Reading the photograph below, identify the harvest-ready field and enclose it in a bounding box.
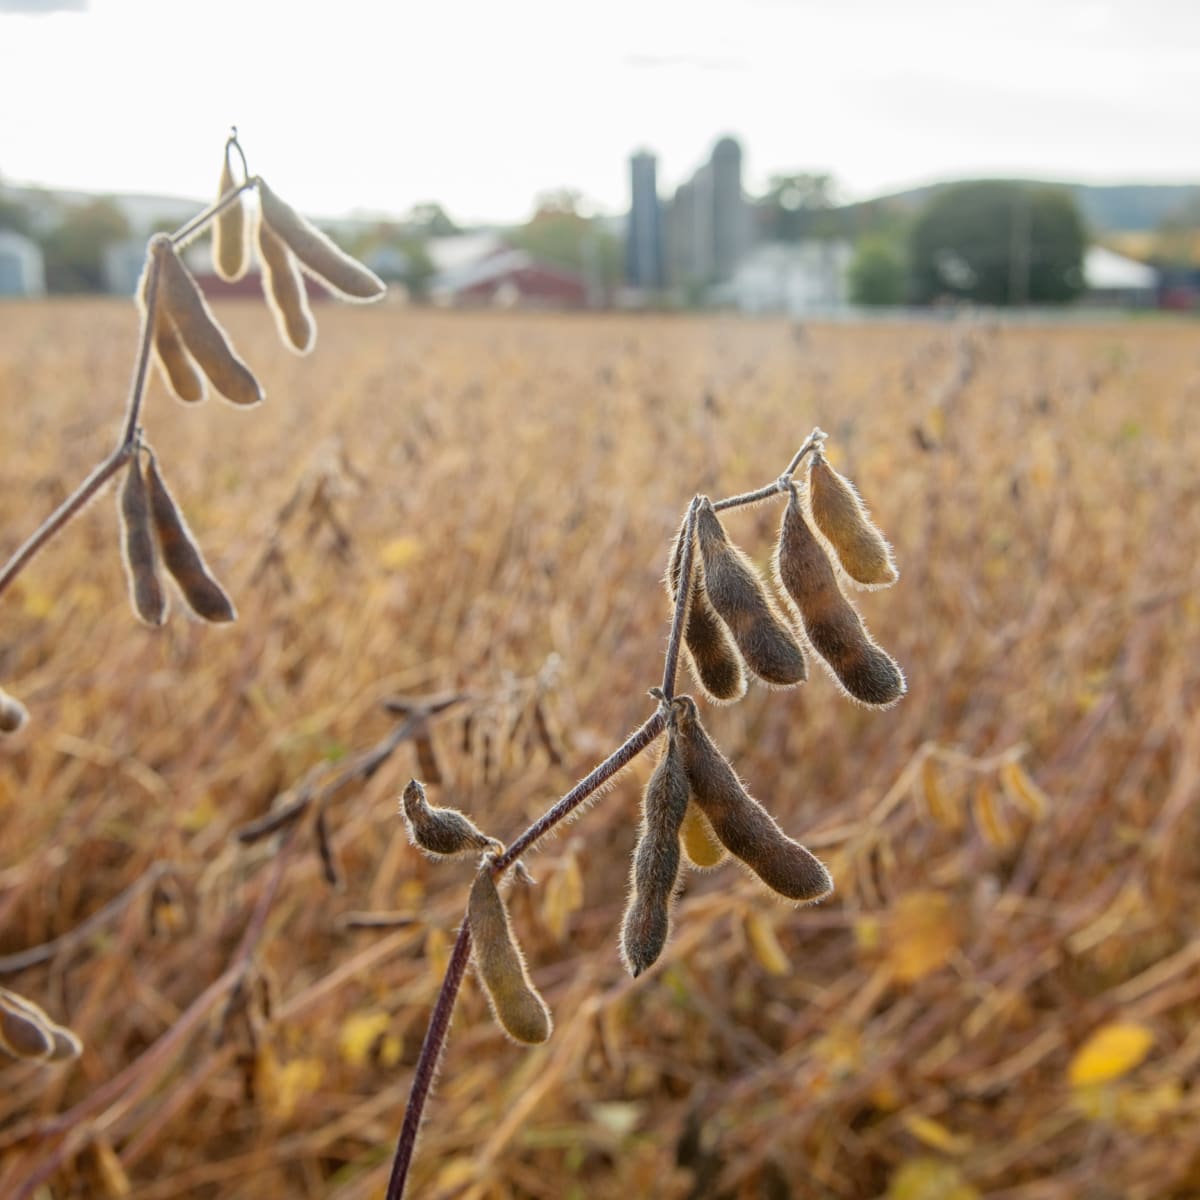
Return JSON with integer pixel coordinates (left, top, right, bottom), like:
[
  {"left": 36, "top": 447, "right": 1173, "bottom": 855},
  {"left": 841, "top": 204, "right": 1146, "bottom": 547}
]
[{"left": 1, "top": 301, "right": 1198, "bottom": 1199}]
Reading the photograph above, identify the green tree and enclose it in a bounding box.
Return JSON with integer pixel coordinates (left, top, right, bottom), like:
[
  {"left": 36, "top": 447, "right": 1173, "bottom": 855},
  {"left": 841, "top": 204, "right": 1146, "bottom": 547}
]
[
  {"left": 506, "top": 194, "right": 621, "bottom": 291},
  {"left": 849, "top": 235, "right": 907, "bottom": 306},
  {"left": 0, "top": 190, "right": 33, "bottom": 237},
  {"left": 910, "top": 181, "right": 1085, "bottom": 305},
  {"left": 41, "top": 198, "right": 130, "bottom": 293}
]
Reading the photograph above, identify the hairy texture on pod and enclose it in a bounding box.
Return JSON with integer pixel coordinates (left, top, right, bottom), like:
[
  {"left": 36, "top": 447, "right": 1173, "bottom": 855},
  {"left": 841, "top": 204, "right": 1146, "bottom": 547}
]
[
  {"left": 213, "top": 148, "right": 247, "bottom": 282},
  {"left": 257, "top": 180, "right": 386, "bottom": 302},
  {"left": 621, "top": 732, "right": 690, "bottom": 976},
  {"left": 144, "top": 457, "right": 236, "bottom": 623},
  {"left": 666, "top": 513, "right": 747, "bottom": 704},
  {"left": 119, "top": 459, "right": 167, "bottom": 627},
  {"left": 671, "top": 696, "right": 832, "bottom": 903},
  {"left": 0, "top": 686, "right": 28, "bottom": 734},
  {"left": 809, "top": 453, "right": 898, "bottom": 588},
  {"left": 695, "top": 500, "right": 807, "bottom": 687},
  {"left": 774, "top": 490, "right": 905, "bottom": 708},
  {"left": 400, "top": 779, "right": 498, "bottom": 857},
  {"left": 468, "top": 869, "right": 552, "bottom": 1044},
  {"left": 257, "top": 216, "right": 315, "bottom": 353},
  {"left": 153, "top": 236, "right": 263, "bottom": 407},
  {"left": 679, "top": 800, "right": 726, "bottom": 868}
]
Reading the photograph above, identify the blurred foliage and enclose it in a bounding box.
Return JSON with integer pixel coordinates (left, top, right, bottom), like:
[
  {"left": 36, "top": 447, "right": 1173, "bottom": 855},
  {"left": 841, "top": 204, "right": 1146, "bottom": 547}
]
[
  {"left": 40, "top": 197, "right": 129, "bottom": 293},
  {"left": 506, "top": 191, "right": 622, "bottom": 289},
  {"left": 910, "top": 181, "right": 1086, "bottom": 305},
  {"left": 850, "top": 234, "right": 908, "bottom": 305}
]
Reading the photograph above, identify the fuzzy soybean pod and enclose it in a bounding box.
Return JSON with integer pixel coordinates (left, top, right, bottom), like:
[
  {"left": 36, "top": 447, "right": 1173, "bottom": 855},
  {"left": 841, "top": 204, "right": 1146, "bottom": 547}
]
[
  {"left": 666, "top": 513, "right": 747, "bottom": 704},
  {"left": 400, "top": 779, "right": 499, "bottom": 858},
  {"left": 0, "top": 686, "right": 28, "bottom": 734},
  {"left": 809, "top": 453, "right": 898, "bottom": 588},
  {"left": 257, "top": 180, "right": 385, "bottom": 302},
  {"left": 620, "top": 730, "right": 690, "bottom": 976},
  {"left": 671, "top": 696, "right": 832, "bottom": 903},
  {"left": 679, "top": 801, "right": 725, "bottom": 868},
  {"left": 257, "top": 216, "right": 316, "bottom": 354},
  {"left": 213, "top": 146, "right": 248, "bottom": 282},
  {"left": 694, "top": 500, "right": 807, "bottom": 688},
  {"left": 468, "top": 868, "right": 552, "bottom": 1044},
  {"left": 152, "top": 306, "right": 206, "bottom": 403},
  {"left": 774, "top": 489, "right": 905, "bottom": 708},
  {"left": 0, "top": 989, "right": 81, "bottom": 1061},
  {"left": 153, "top": 236, "right": 263, "bottom": 407},
  {"left": 119, "top": 458, "right": 167, "bottom": 627},
  {"left": 144, "top": 457, "right": 236, "bottom": 623}
]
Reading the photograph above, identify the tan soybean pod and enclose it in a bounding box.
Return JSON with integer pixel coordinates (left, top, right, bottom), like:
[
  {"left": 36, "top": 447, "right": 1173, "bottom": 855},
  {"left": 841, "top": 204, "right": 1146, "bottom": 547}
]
[
  {"left": 257, "top": 180, "right": 386, "bottom": 302},
  {"left": 0, "top": 989, "right": 80, "bottom": 1061},
  {"left": 666, "top": 512, "right": 747, "bottom": 704},
  {"left": 695, "top": 500, "right": 807, "bottom": 688},
  {"left": 119, "top": 458, "right": 167, "bottom": 627},
  {"left": 774, "top": 489, "right": 905, "bottom": 708},
  {"left": 809, "top": 453, "right": 898, "bottom": 588},
  {"left": 672, "top": 696, "right": 832, "bottom": 903},
  {"left": 257, "top": 216, "right": 315, "bottom": 354},
  {"left": 144, "top": 457, "right": 236, "bottom": 623},
  {"left": 153, "top": 236, "right": 263, "bottom": 407},
  {"left": 400, "top": 779, "right": 499, "bottom": 858},
  {"left": 153, "top": 306, "right": 206, "bottom": 403},
  {"left": 679, "top": 801, "right": 726, "bottom": 868},
  {"left": 920, "top": 757, "right": 963, "bottom": 831},
  {"left": 999, "top": 761, "right": 1050, "bottom": 821},
  {"left": 213, "top": 146, "right": 248, "bottom": 282},
  {"left": 973, "top": 777, "right": 1018, "bottom": 850},
  {"left": 468, "top": 869, "right": 552, "bottom": 1044},
  {"left": 620, "top": 729, "right": 690, "bottom": 976},
  {"left": 0, "top": 686, "right": 28, "bottom": 734}
]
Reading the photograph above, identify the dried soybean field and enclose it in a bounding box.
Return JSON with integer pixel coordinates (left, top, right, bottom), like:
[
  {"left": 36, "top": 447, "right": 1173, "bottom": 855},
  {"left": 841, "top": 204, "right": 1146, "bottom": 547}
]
[{"left": 1, "top": 301, "right": 1199, "bottom": 1199}]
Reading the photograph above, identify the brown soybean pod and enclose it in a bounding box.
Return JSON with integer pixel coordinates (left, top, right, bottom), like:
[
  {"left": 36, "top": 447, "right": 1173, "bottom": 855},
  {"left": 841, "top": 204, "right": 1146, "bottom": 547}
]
[
  {"left": 400, "top": 779, "right": 497, "bottom": 857},
  {"left": 257, "top": 216, "right": 315, "bottom": 354},
  {"left": 0, "top": 686, "right": 28, "bottom": 734},
  {"left": 672, "top": 696, "right": 832, "bottom": 903},
  {"left": 666, "top": 513, "right": 747, "bottom": 704},
  {"left": 144, "top": 457, "right": 236, "bottom": 623},
  {"left": 154, "top": 237, "right": 263, "bottom": 407},
  {"left": 809, "top": 453, "right": 898, "bottom": 588},
  {"left": 695, "top": 500, "right": 807, "bottom": 688},
  {"left": 468, "top": 869, "right": 552, "bottom": 1044},
  {"left": 213, "top": 147, "right": 248, "bottom": 283},
  {"left": 620, "top": 730, "right": 690, "bottom": 976},
  {"left": 774, "top": 489, "right": 904, "bottom": 708},
  {"left": 153, "top": 306, "right": 206, "bottom": 403},
  {"left": 0, "top": 997, "right": 52, "bottom": 1060},
  {"left": 257, "top": 180, "right": 386, "bottom": 302},
  {"left": 119, "top": 458, "right": 167, "bottom": 627}
]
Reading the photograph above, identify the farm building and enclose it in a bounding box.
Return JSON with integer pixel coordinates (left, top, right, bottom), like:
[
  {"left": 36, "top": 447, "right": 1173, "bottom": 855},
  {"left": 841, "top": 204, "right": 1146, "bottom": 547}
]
[
  {"left": 428, "top": 238, "right": 588, "bottom": 309},
  {"left": 1082, "top": 245, "right": 1157, "bottom": 308},
  {"left": 727, "top": 240, "right": 853, "bottom": 315},
  {"left": 0, "top": 230, "right": 46, "bottom": 297}
]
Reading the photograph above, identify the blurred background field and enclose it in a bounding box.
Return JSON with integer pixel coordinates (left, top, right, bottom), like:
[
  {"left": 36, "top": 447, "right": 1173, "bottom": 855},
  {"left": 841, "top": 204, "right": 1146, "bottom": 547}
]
[{"left": 1, "top": 300, "right": 1199, "bottom": 1198}]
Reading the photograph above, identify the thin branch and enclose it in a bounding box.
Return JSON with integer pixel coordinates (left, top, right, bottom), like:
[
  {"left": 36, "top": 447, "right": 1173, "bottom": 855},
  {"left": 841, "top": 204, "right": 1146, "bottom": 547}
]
[
  {"left": 711, "top": 427, "right": 826, "bottom": 513},
  {"left": 170, "top": 179, "right": 256, "bottom": 249},
  {"left": 0, "top": 862, "right": 177, "bottom": 975},
  {"left": 661, "top": 496, "right": 700, "bottom": 701},
  {"left": 384, "top": 922, "right": 473, "bottom": 1200}
]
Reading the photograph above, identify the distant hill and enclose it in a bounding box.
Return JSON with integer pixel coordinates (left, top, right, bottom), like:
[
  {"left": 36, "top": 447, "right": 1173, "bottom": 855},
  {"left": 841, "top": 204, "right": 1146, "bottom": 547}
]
[{"left": 843, "top": 181, "right": 1200, "bottom": 235}]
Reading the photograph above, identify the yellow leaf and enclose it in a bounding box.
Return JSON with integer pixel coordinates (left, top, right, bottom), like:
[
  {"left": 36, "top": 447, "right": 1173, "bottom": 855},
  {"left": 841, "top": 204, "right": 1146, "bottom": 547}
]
[
  {"left": 338, "top": 1009, "right": 392, "bottom": 1069},
  {"left": 262, "top": 1053, "right": 324, "bottom": 1121},
  {"left": 379, "top": 536, "right": 422, "bottom": 570},
  {"left": 854, "top": 915, "right": 881, "bottom": 953},
  {"left": 901, "top": 1114, "right": 972, "bottom": 1155},
  {"left": 1068, "top": 1022, "right": 1154, "bottom": 1087},
  {"left": 744, "top": 910, "right": 790, "bottom": 976},
  {"left": 886, "top": 892, "right": 960, "bottom": 983},
  {"left": 888, "top": 1157, "right": 980, "bottom": 1200},
  {"left": 434, "top": 1159, "right": 480, "bottom": 1190},
  {"left": 1116, "top": 1080, "right": 1182, "bottom": 1132}
]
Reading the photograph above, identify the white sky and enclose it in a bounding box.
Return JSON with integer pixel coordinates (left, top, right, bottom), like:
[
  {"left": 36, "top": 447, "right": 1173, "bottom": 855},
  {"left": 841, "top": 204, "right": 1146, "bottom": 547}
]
[{"left": 1, "top": 0, "right": 1197, "bottom": 224}]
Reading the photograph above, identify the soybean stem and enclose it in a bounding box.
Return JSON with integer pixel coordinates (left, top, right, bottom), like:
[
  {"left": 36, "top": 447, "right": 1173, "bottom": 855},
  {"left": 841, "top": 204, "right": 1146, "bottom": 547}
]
[
  {"left": 661, "top": 496, "right": 700, "bottom": 701},
  {"left": 711, "top": 427, "right": 827, "bottom": 513}
]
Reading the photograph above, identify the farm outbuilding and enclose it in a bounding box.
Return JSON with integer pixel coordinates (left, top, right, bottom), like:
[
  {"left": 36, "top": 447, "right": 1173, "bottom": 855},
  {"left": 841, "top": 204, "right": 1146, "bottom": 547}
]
[
  {"left": 431, "top": 247, "right": 588, "bottom": 309},
  {"left": 0, "top": 230, "right": 46, "bottom": 297}
]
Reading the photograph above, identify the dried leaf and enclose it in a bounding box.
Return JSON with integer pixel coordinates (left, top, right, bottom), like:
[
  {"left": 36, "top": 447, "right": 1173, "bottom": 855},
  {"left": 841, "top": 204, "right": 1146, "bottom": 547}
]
[{"left": 1068, "top": 1022, "right": 1154, "bottom": 1088}]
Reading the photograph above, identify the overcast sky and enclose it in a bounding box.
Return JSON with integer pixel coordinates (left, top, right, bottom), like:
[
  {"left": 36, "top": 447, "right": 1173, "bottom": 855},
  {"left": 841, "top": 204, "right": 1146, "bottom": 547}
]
[{"left": 1, "top": 0, "right": 1197, "bottom": 223}]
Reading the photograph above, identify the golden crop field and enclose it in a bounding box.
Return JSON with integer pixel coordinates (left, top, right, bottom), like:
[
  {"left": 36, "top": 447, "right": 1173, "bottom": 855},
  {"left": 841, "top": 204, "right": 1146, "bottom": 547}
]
[{"left": 1, "top": 300, "right": 1198, "bottom": 1199}]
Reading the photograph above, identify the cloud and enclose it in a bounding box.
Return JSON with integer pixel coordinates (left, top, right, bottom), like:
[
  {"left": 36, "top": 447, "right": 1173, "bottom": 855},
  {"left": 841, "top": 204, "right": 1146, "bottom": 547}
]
[{"left": 0, "top": 0, "right": 87, "bottom": 12}]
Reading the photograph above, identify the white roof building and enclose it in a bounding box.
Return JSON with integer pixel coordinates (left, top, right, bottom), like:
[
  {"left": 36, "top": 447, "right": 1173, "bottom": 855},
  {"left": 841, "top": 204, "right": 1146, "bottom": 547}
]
[{"left": 0, "top": 230, "right": 45, "bottom": 297}]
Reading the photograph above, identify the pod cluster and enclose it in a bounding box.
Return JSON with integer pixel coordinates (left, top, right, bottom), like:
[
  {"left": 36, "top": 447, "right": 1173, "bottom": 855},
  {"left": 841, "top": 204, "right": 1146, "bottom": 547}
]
[
  {"left": 0, "top": 988, "right": 81, "bottom": 1063},
  {"left": 672, "top": 452, "right": 904, "bottom": 711},
  {"left": 118, "top": 451, "right": 236, "bottom": 627},
  {"left": 619, "top": 696, "right": 833, "bottom": 977}
]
